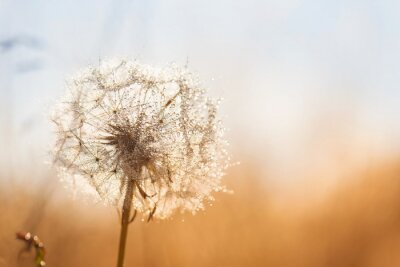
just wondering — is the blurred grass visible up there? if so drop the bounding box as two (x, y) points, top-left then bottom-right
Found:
(1, 159), (400, 267)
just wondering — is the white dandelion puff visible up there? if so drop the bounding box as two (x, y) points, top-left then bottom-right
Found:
(51, 59), (230, 220)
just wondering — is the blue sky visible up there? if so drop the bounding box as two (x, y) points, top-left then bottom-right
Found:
(1, 0), (400, 186)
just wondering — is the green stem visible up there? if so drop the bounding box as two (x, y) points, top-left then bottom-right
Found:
(117, 177), (135, 267)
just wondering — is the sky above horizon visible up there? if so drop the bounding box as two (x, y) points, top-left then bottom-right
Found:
(1, 0), (400, 188)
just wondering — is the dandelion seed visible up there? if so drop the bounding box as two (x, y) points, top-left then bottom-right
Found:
(52, 59), (230, 267)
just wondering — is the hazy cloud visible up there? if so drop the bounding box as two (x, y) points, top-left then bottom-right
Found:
(0, 35), (43, 53)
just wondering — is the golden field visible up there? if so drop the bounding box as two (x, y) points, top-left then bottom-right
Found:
(2, 157), (400, 267)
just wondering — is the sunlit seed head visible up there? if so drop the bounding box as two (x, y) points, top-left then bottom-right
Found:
(52, 59), (230, 219)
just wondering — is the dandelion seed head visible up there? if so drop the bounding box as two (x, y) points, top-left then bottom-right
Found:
(52, 59), (229, 219)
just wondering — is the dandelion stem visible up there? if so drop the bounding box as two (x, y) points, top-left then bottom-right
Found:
(117, 176), (135, 267)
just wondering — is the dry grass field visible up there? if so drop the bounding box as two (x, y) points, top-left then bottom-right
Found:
(2, 157), (400, 267)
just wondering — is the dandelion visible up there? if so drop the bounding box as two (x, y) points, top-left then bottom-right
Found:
(51, 59), (229, 267)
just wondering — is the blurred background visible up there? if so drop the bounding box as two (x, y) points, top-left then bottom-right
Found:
(1, 0), (400, 266)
